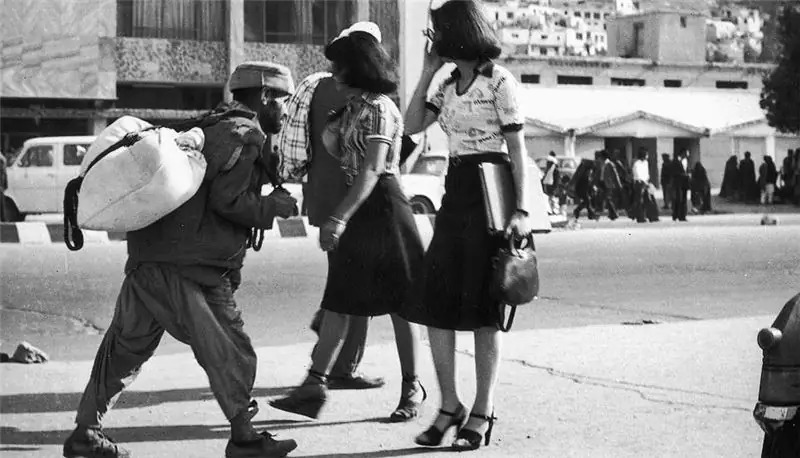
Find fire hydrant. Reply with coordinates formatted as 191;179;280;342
753;292;800;458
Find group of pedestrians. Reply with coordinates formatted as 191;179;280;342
62;2;535;457
569;148;664;223
720;149;800;206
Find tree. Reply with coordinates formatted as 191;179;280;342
760;5;800;134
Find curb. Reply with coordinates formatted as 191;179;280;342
0;215;567;245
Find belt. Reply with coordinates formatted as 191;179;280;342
448;153;509;167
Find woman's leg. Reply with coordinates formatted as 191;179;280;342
465;326;502;433
390;314;419;380
427;326;462;430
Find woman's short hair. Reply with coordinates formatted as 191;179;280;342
324;31;397;94
430;0;502;61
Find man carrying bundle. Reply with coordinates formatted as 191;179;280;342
63;62;299;458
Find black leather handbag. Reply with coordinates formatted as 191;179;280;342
490;234;539;332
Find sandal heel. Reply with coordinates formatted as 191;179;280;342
452;411;497;451
414;404;467;447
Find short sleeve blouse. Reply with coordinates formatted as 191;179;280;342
328;93;403;185
425;62;524;157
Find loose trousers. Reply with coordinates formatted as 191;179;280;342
75;263;257;427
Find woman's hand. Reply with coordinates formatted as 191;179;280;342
422;41;444;75
505;210;532;240
319;217;347;252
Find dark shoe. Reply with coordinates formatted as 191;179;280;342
388;377;427;423
414;404;468;447
451;412;497;451
63;426;131;458
269;383;327;419
328;373;386;390
225;431;297;458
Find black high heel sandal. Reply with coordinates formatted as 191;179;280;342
414;404;468;447
389;376;427;422
269;370;328;419
451;411;497;451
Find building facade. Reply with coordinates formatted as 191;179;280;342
1;0;397;154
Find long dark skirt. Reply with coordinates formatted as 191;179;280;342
403;159;505;331
320;175;425;317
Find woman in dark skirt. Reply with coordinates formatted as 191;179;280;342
403;0;533;452
270;22;426;423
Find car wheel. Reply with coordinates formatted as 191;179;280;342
0;195;22;222
409;196;435;215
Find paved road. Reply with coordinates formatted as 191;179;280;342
2;215;798;361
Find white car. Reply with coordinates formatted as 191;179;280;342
400;152;447;214
3;136;94;221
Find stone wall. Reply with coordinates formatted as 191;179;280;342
115;38;228;84
244;43;328;82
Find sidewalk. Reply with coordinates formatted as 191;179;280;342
0;316;770;458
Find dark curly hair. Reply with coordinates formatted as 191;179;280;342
324;31;397;94
430;0;502;61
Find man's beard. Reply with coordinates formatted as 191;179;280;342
259;99;284;134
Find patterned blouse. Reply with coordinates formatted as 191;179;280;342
425;61;525;157
325;92;403;186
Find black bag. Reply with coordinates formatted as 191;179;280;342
490;235;539;332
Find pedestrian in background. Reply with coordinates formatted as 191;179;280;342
62;62;300;458
599;150;622;220
719;154;739;200
690;161;712;214
758;155;778;205
660;153;673;210
672;149;690;221
738;151;758;203
541;151;561;214
630;148;651;223
570;158;598;221
270;22;426;423
403;0;533;451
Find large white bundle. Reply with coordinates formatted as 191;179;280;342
77;116;207;232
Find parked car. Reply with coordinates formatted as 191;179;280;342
534;155;579;180
2;136;93;222
400;152;447;214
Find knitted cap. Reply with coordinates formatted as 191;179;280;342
228;61;295;96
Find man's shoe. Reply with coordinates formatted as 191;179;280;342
225;432;297;458
63;426;131;458
327;373;385;390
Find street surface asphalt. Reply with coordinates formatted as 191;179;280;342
1;214;798;361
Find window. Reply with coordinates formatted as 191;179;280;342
64;144;90;166
604;13;609;18
593;12;601;19
664;79;683;88
574;11;581;17
540;48;548;55
541;34;548;40
117;0;226;40
507;11;514;19
244;0;356;44
117;84;224;110
584;12;591;18
680;16;687;28
18;146;54;168
716;80;749;89
521;74;541;84
557;75;593;85
587;31;592;38
611;77;645;87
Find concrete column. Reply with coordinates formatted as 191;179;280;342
729;136;738;157
765;134;775;158
89;117;108;135
224;0;246;102
357;0;370;21
624;137;633;165
398;0;432;112
563;133;576;157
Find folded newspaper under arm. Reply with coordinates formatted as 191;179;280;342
478;162;552;234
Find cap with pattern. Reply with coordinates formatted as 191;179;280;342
228;61;295;96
